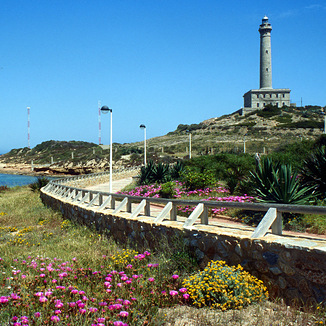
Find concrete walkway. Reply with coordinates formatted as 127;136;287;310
86;177;133;193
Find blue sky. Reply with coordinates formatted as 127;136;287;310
0;0;325;154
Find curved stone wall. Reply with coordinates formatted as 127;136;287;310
41;189;326;306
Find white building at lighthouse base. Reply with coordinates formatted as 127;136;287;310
243;88;291;113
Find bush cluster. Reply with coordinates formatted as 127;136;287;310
183;260;268;310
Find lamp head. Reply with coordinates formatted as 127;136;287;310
140;124;146;129
100;105;112;114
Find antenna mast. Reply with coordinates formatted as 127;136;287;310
27;107;31;149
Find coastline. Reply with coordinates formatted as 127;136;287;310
0;163;74;177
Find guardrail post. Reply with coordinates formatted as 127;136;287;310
127;197;132;213
145;199;151;216
99;193;103;206
170;202;177;221
272;211;283;235
201;205;209;225
111;197;115;210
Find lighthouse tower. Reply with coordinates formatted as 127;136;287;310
242;16;291;113
259;16;272;89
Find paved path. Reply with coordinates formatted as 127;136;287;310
84;176;326;247
86;177;133;193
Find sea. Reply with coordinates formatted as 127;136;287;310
0;173;39;187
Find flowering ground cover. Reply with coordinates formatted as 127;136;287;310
0;250;188;325
118;181;255;216
1;186;325;325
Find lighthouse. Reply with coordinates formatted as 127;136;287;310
259;16;272;89
243;16;291;113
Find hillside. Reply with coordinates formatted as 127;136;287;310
0;105;324;175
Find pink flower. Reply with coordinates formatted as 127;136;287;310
11;293;20;300
34;312;41;318
119;311;129;317
54;309;61;314
113;322;125;326
89;307;98;313
172;274;179;279
148;277;155;282
78;302;85;308
183;293;190;299
98;318;106;323
169;290;178;296
79;308;87;314
68;302;76;307
179;288;187;293
98;301;107;306
39;296;48;303
50;315;60;323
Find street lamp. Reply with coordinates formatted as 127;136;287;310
101;105;113;193
186;130;192;159
140;124;146;166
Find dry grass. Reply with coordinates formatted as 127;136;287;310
158;300;323;325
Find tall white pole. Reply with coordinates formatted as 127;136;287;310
144;127;147;166
244;135;246;153
27;107;30;149
109;109;113;193
189;133;192;159
324;113;326;135
98;100;102;145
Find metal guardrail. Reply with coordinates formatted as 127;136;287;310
42;171;326;239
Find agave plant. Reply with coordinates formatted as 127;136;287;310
300;145;326;199
138;160;155;185
250;158;314;204
169;161;185;180
29;176;50;192
151;162;171;184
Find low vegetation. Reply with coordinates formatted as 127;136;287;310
0;186;325;325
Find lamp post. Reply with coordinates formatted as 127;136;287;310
322;111;326;134
140;124;146;166
186;130;192;159
101;105;113;193
243;134;247;154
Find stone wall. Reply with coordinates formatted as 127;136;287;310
41;190;326;306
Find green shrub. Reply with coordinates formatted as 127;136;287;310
159;181;177;198
181;169;216;190
256;105;282;118
183;260;268;310
29;176;50;192
0;185;8;193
